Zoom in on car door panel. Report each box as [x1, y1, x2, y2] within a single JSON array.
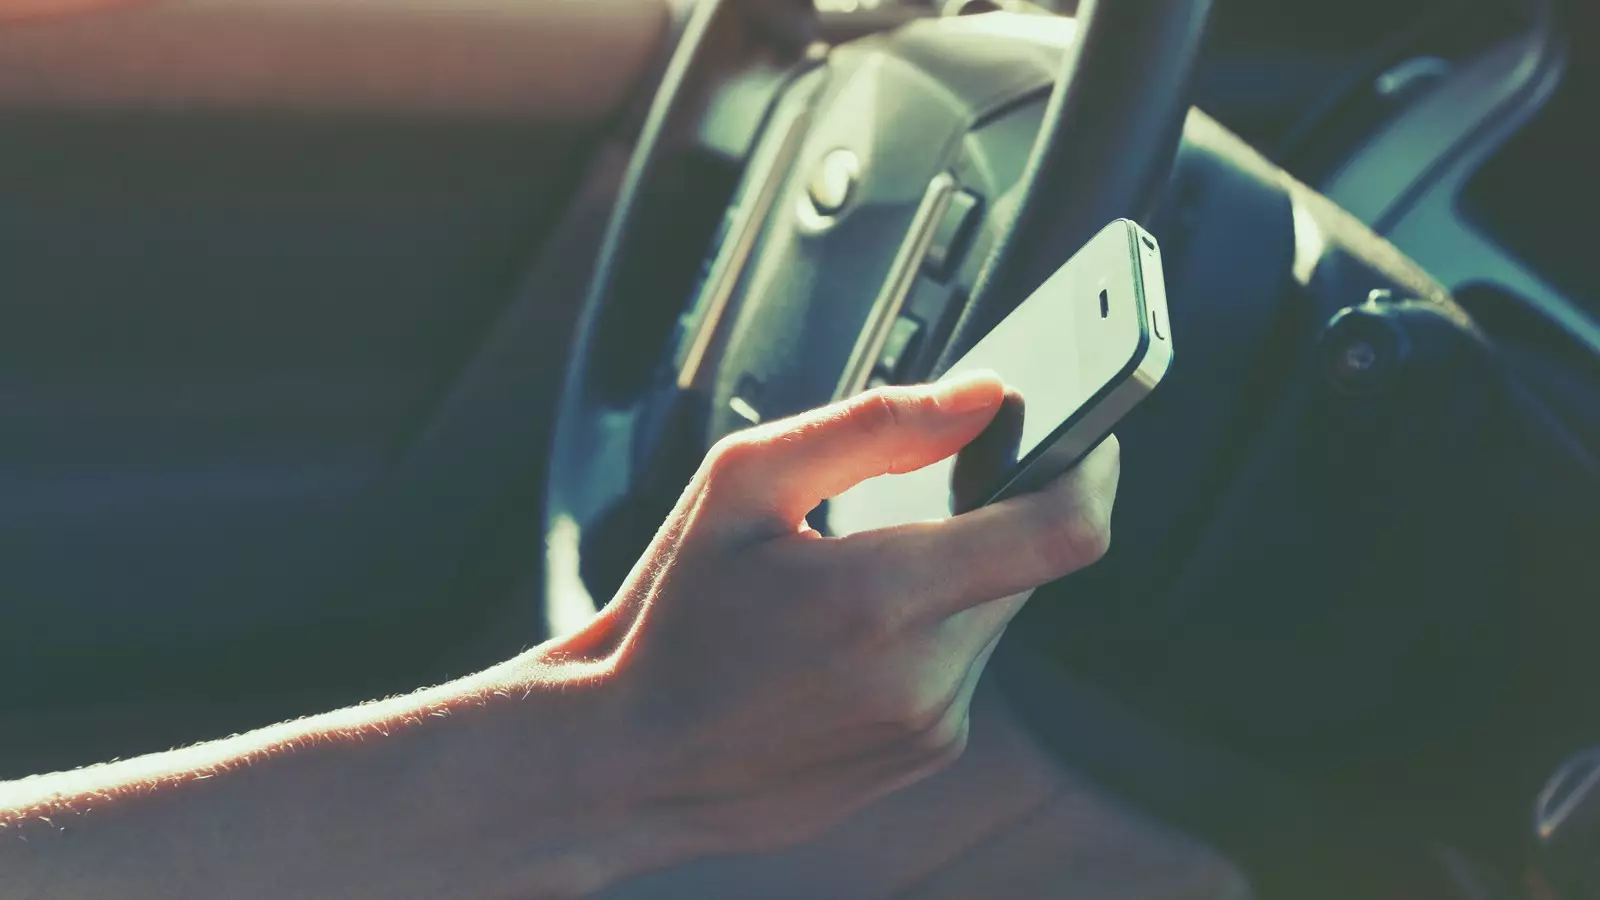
[[0, 0, 668, 729]]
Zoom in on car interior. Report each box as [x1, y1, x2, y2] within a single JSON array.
[[1, 0, 1596, 897]]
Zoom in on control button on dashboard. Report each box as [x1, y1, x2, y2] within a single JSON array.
[[923, 189, 980, 281], [729, 374, 766, 426], [807, 148, 860, 217], [875, 314, 924, 382]]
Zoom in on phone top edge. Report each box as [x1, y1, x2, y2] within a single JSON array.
[[1130, 219, 1173, 376]]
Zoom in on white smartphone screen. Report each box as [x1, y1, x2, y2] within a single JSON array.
[[827, 220, 1163, 536]]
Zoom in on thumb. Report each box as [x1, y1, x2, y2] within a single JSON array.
[[699, 372, 1005, 538]]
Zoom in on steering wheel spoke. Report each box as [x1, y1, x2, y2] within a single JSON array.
[[547, 0, 1211, 633]]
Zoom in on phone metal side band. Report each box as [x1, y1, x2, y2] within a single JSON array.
[[989, 221, 1173, 503]]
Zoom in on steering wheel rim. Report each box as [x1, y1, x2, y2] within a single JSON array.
[[936, 0, 1212, 370], [543, 0, 1213, 631]]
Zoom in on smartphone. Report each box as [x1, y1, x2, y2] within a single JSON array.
[[827, 218, 1172, 536]]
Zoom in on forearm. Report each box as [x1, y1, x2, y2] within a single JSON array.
[[0, 653, 686, 900], [0, 377, 1127, 899]]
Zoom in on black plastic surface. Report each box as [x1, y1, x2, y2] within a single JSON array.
[[1007, 122, 1600, 884], [0, 113, 593, 693], [938, 0, 1214, 372], [1461, 0, 1600, 313]]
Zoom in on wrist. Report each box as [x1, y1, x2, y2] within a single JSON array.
[[0, 631, 699, 900], [421, 643, 702, 897]]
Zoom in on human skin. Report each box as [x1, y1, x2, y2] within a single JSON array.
[[0, 373, 1125, 899]]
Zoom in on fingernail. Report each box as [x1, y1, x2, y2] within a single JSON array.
[[934, 370, 1004, 414]]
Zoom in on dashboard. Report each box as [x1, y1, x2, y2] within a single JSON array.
[[785, 0, 1600, 888], [814, 0, 1598, 346], [1194, 0, 1597, 347]]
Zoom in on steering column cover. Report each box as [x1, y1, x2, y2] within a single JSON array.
[[704, 15, 1068, 440], [938, 0, 1213, 371]]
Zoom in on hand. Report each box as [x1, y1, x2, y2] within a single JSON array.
[[0, 373, 1120, 900], [560, 372, 1122, 860]]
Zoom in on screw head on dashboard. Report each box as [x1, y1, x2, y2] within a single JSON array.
[[1319, 294, 1412, 395], [806, 148, 860, 217]]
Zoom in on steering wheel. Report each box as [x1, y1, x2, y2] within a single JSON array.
[[544, 0, 1212, 623]]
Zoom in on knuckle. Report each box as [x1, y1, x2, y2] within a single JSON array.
[[899, 699, 947, 739], [860, 682, 927, 735], [850, 390, 904, 437], [824, 550, 903, 641], [1037, 501, 1113, 573], [849, 387, 933, 438], [811, 558, 856, 608], [901, 697, 969, 771], [921, 716, 971, 769], [883, 683, 960, 743], [838, 387, 939, 474], [812, 552, 858, 600], [701, 432, 763, 484], [846, 595, 902, 647]]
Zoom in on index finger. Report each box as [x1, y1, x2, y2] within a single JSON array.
[[698, 373, 1006, 539]]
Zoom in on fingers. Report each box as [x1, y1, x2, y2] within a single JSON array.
[[949, 386, 1028, 515], [695, 373, 1006, 540], [828, 435, 1122, 622]]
